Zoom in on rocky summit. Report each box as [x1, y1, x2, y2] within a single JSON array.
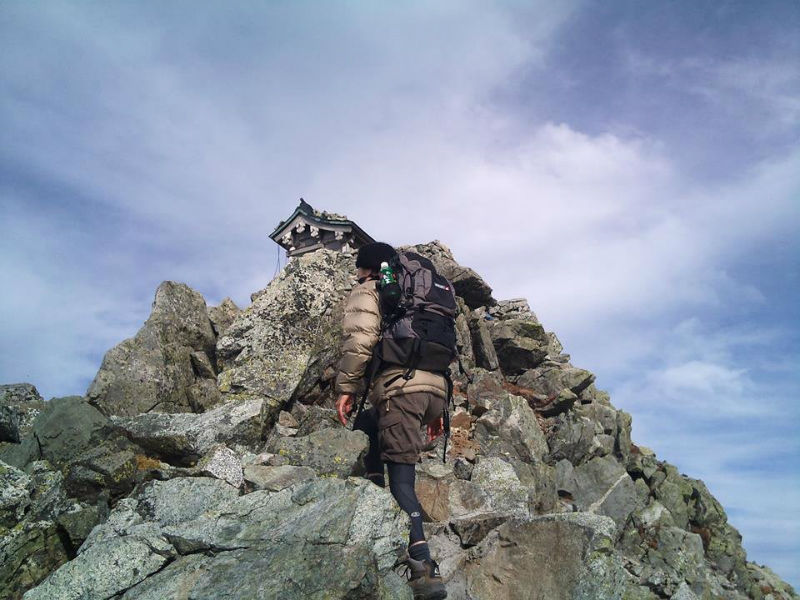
[[1, 241, 796, 600]]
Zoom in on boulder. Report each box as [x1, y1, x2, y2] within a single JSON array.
[[216, 249, 355, 430], [111, 396, 263, 465], [207, 297, 241, 337], [547, 411, 598, 466], [103, 477, 410, 600], [487, 298, 538, 322], [243, 464, 316, 492], [0, 396, 109, 471], [196, 444, 244, 488], [487, 319, 550, 374], [87, 281, 218, 417], [267, 428, 368, 478], [515, 365, 596, 399], [1, 461, 74, 599], [468, 309, 500, 371], [464, 513, 629, 600], [400, 241, 496, 308], [573, 455, 641, 531], [0, 384, 45, 443], [474, 393, 548, 464]]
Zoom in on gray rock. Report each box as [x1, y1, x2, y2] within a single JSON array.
[[87, 281, 218, 417], [64, 443, 137, 501], [400, 240, 496, 308], [487, 298, 538, 322], [468, 457, 529, 518], [474, 392, 548, 464], [465, 368, 505, 417], [207, 297, 241, 337], [547, 411, 597, 466], [196, 444, 244, 488], [488, 319, 550, 374], [465, 513, 627, 600], [468, 309, 500, 371], [112, 396, 263, 465], [23, 529, 176, 600], [0, 396, 110, 471], [136, 477, 240, 527], [516, 365, 596, 398], [451, 512, 508, 546], [243, 464, 316, 492], [0, 460, 31, 527], [216, 249, 355, 430], [0, 384, 45, 443], [267, 427, 368, 478], [1, 461, 74, 599], [573, 455, 641, 530]]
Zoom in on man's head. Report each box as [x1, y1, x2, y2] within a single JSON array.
[[355, 242, 397, 278]]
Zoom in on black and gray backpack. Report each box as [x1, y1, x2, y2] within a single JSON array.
[[353, 250, 470, 461], [376, 251, 458, 377]]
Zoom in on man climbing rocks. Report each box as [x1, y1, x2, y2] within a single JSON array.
[[335, 241, 449, 600]]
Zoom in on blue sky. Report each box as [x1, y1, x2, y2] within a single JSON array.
[[1, 1, 798, 587]]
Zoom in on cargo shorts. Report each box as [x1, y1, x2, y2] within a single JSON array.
[[375, 391, 446, 464]]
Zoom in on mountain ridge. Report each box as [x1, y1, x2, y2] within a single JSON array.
[[0, 240, 795, 599]]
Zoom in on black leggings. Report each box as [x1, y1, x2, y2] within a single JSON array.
[[387, 462, 425, 546]]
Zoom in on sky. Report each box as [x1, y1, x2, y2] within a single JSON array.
[[1, 0, 798, 587]]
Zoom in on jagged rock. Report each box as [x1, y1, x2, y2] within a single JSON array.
[[295, 405, 339, 436], [547, 411, 598, 466], [746, 563, 798, 600], [23, 523, 176, 600], [64, 443, 137, 501], [487, 298, 538, 322], [136, 477, 240, 527], [55, 502, 109, 552], [415, 461, 454, 522], [186, 378, 222, 412], [87, 281, 218, 417], [216, 249, 354, 430], [464, 513, 629, 599], [1, 461, 74, 600], [207, 297, 241, 337], [0, 461, 30, 527], [454, 297, 476, 368], [465, 368, 505, 416], [9, 240, 796, 600], [488, 319, 550, 374], [106, 477, 410, 600], [573, 455, 641, 531], [467, 457, 529, 519], [0, 396, 109, 472], [452, 456, 474, 480], [515, 365, 596, 398], [196, 444, 244, 488], [267, 427, 368, 478], [474, 392, 548, 464], [400, 241, 496, 308], [112, 396, 263, 465], [0, 384, 45, 443], [468, 309, 500, 371], [243, 464, 316, 492]]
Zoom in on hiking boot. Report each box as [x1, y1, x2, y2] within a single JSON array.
[[405, 556, 447, 600]]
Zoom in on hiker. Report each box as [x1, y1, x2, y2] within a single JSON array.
[[335, 241, 450, 600]]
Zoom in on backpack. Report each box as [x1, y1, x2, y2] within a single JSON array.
[[375, 250, 458, 376], [352, 250, 469, 462]]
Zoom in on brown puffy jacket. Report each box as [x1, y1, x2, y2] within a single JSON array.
[[334, 277, 448, 403]]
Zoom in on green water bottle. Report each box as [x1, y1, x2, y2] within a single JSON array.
[[379, 261, 396, 287], [379, 261, 401, 312]]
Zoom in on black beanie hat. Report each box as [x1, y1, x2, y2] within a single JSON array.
[[356, 242, 397, 270]]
